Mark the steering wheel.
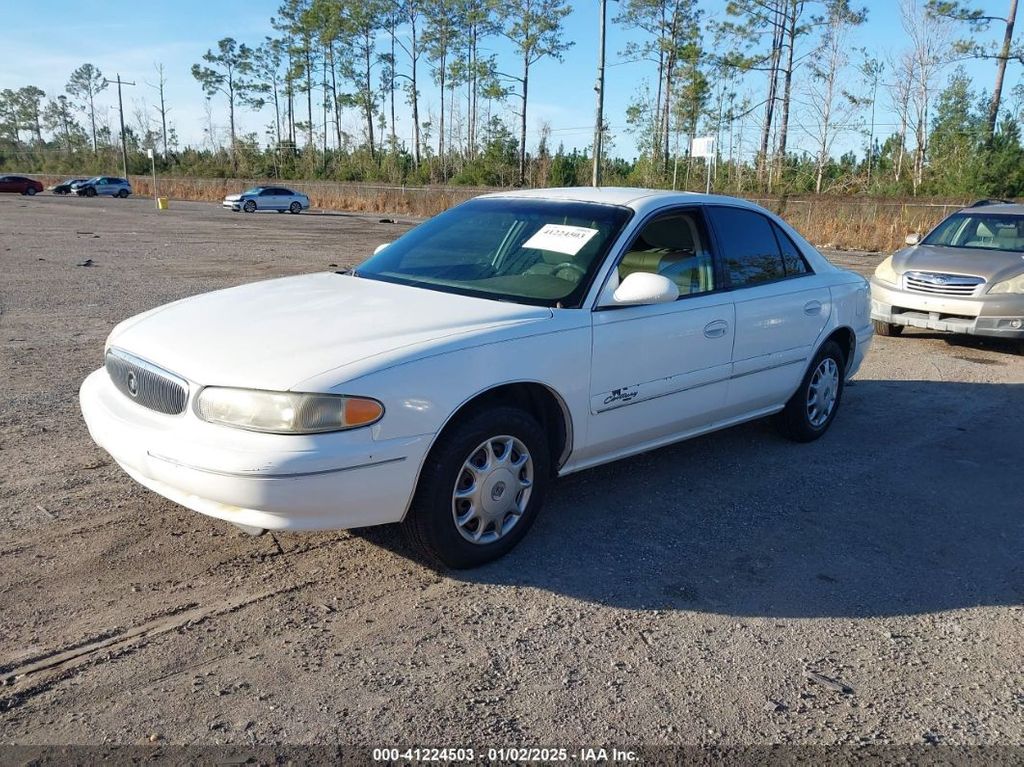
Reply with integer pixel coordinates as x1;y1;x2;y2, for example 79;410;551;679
552;262;586;280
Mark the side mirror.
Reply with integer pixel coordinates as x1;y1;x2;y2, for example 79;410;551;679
612;272;679;306
373;243;389;255
905;233;921;246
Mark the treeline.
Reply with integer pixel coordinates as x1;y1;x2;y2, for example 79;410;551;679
1;0;1023;197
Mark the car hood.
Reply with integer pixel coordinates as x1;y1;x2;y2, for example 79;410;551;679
224;193;242;201
894;244;1024;283
108;273;553;390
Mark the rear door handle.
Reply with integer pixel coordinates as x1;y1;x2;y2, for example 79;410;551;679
703;319;729;339
804;300;823;316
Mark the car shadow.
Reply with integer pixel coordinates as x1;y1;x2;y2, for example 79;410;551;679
898;328;1022;356
364;379;1024;618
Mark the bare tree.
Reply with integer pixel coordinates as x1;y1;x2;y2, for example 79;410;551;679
901;0;951;193
146;63;172;158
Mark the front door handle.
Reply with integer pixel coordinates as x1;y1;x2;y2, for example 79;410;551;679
804;300;823;316
703;319;729;339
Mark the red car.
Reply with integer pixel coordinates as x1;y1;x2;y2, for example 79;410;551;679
0;175;44;195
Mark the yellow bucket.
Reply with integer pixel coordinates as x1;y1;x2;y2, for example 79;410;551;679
156;197;169;210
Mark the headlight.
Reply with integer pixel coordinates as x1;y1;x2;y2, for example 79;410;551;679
874;256;900;284
195;388;383;434
988;273;1024;294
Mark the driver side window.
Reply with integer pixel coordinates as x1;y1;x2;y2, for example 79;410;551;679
616;210;716;296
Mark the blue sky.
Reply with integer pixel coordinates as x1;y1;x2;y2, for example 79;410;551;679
2;1;1014;161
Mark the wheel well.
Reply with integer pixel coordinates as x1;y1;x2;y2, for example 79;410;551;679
825;326;856;371
439;383;572;472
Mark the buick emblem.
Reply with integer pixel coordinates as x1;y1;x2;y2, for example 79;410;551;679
126;371;139;397
491;482;506;501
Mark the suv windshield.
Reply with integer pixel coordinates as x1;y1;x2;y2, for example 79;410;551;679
923;212;1024;253
355;198;633;307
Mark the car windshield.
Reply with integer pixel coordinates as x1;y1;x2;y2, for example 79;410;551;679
243;187;263;195
354;198;633;307
923;212;1024;253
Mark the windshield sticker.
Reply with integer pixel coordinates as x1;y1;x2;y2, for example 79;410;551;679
523;224;600;256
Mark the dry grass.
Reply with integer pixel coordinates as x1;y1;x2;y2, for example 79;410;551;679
32;173;970;252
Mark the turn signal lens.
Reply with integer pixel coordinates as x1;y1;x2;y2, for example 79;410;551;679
195;388;383;434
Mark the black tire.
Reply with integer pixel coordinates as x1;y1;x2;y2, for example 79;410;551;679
117;189;129;198
243;199;257;213
872;319;903;337
289;201;302;214
403;405;551;569
774;340;846;443
25;187;37;196
85;187;97;197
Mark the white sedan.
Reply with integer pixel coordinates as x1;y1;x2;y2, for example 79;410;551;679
80;188;872;568
223;186;310;213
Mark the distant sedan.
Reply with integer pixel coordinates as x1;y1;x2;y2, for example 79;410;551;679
223;186;310;214
52;178;89;195
0;175;44;195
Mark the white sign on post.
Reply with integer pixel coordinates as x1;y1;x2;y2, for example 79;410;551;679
690;136;715;159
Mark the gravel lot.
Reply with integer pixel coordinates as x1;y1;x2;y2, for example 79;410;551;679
1;194;1022;748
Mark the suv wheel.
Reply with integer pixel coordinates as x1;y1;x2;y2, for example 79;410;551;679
117;189;129;199
872;319;903;337
85;187;97;197
403;405;550;569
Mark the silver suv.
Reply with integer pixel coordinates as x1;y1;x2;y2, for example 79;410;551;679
72;177;132;198
870;200;1024;342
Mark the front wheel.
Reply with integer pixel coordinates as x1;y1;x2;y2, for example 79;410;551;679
85;187;97;197
25;187;37;196
117;189;129;198
403;405;551;569
289;201;302;214
872;319;903;337
243;200;257;213
774;340;846;443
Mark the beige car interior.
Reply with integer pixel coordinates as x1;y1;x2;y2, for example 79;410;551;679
964;220;1024;250
617;214;715;295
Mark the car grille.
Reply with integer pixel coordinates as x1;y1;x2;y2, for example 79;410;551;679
903;271;984;297
105;349;188;415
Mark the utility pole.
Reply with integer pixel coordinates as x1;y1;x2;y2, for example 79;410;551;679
105;74;136;180
592;0;607;187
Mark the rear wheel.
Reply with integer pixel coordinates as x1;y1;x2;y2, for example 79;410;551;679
775;340;846;443
243;200;257;213
403;405;550;569
872;319;903;337
289;201;302;214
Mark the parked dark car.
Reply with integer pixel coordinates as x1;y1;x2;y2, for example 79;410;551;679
0;176;44;195
52;178;89;195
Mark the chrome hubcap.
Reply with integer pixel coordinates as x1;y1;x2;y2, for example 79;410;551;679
452;435;533;545
807;357;840;427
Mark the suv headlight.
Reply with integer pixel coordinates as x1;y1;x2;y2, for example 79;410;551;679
874;256;900;284
195;388;383;434
988;273;1024;295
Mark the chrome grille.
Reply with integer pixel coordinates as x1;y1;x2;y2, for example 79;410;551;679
904;271;984;297
105;349;188;415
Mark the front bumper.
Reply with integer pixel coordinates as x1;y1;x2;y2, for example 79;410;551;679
79;368;429;531
223;200;242;210
870;278;1024;340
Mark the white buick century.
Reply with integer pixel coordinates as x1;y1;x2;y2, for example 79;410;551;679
81;188;872;568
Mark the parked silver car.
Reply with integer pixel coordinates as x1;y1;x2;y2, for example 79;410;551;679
72;176;132;198
222;186;310;214
870;200;1024;342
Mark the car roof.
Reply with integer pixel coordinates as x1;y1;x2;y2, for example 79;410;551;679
959;202;1024;215
478;185;767;213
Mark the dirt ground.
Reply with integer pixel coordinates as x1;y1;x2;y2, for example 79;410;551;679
1;195;1022;749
